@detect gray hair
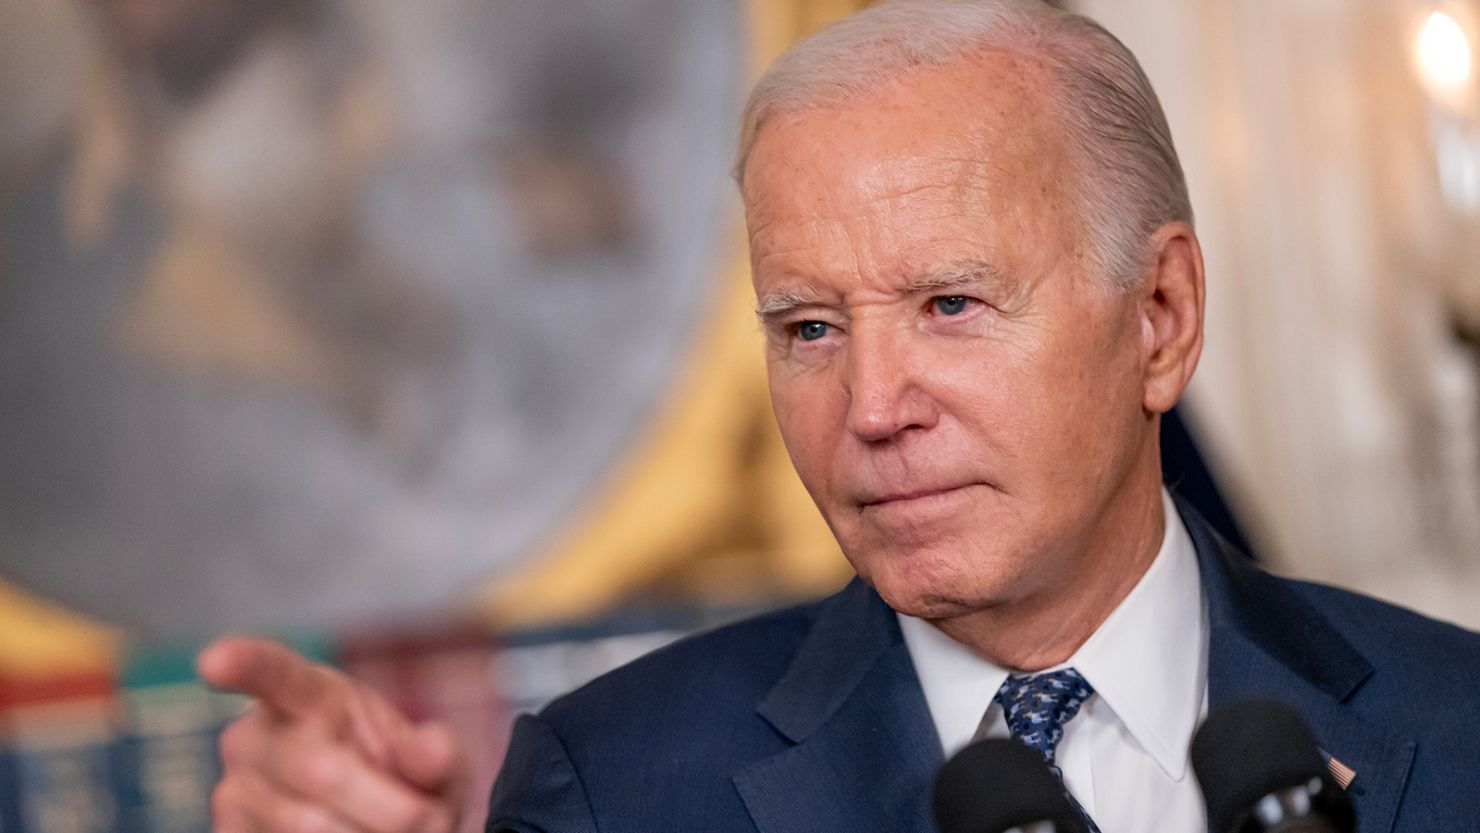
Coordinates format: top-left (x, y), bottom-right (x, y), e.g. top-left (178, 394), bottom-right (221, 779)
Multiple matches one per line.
top-left (735, 0), bottom-right (1192, 290)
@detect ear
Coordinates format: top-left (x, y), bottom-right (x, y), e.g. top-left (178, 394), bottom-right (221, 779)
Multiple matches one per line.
top-left (1138, 221), bottom-right (1205, 414)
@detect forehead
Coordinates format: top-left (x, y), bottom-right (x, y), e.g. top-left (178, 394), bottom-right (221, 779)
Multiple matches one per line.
top-left (742, 49), bottom-right (1078, 292)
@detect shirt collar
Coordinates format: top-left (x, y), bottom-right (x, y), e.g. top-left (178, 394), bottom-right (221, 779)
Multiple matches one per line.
top-left (899, 489), bottom-right (1208, 779)
top-left (898, 603), bottom-right (1011, 757)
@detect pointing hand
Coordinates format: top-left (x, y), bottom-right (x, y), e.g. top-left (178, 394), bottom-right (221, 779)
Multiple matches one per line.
top-left (199, 636), bottom-right (470, 833)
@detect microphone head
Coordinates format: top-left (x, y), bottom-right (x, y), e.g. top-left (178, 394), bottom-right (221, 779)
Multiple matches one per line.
top-left (933, 738), bottom-right (1087, 833)
top-left (1191, 699), bottom-right (1355, 833)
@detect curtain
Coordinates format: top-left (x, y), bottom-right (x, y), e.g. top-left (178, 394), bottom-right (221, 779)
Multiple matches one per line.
top-left (1078, 0), bottom-right (1480, 627)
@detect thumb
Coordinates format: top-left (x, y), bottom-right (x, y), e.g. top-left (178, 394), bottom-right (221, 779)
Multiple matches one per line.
top-left (392, 722), bottom-right (466, 796)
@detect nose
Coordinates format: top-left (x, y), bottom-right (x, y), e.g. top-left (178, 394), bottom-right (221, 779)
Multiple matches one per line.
top-left (843, 324), bottom-right (940, 443)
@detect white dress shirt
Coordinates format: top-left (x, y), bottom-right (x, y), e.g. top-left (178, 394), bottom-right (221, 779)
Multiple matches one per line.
top-left (899, 490), bottom-right (1209, 833)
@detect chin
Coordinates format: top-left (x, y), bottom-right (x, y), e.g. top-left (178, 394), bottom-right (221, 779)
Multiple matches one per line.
top-left (847, 540), bottom-right (1013, 620)
top-left (875, 588), bottom-right (977, 620)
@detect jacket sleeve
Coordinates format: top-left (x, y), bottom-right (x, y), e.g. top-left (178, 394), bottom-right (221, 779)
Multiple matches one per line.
top-left (485, 713), bottom-right (600, 833)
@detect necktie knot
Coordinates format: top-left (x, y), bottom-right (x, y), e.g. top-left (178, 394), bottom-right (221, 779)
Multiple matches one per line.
top-left (990, 668), bottom-right (1100, 833)
top-left (993, 667), bottom-right (1095, 769)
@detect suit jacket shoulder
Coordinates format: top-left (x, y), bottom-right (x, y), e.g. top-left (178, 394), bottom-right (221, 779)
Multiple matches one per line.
top-left (1285, 577), bottom-right (1480, 815)
top-left (540, 598), bottom-right (822, 741)
top-left (487, 594), bottom-right (856, 833)
top-left (1285, 576), bottom-right (1480, 682)
top-left (1186, 498), bottom-right (1480, 833)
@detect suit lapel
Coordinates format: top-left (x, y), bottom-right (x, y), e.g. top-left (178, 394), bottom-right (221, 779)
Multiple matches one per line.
top-left (734, 503), bottom-right (1421, 833)
top-left (734, 580), bottom-right (942, 833)
top-left (1185, 500), bottom-right (1415, 833)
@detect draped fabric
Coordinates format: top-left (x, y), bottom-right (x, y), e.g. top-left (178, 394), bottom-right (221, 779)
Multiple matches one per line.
top-left (1078, 0), bottom-right (1480, 628)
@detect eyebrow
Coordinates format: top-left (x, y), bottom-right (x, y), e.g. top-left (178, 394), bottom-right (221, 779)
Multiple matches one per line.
top-left (753, 260), bottom-right (1009, 324)
top-left (903, 260), bottom-right (1008, 296)
top-left (755, 286), bottom-right (825, 325)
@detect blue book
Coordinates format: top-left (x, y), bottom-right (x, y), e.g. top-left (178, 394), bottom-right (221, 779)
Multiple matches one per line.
top-left (117, 646), bottom-right (237, 833)
top-left (0, 741), bottom-right (22, 833)
top-left (9, 697), bottom-right (123, 833)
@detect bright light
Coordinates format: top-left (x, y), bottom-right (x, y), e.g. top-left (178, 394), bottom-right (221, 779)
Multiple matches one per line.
top-left (1416, 10), bottom-right (1473, 99)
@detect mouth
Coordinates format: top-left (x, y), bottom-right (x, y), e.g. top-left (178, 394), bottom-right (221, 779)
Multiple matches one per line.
top-left (859, 483), bottom-right (978, 508)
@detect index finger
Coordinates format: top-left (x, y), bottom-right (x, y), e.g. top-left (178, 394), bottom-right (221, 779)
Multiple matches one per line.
top-left (198, 635), bottom-right (339, 721)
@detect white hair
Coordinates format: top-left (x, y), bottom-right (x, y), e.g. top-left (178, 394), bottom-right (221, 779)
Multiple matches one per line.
top-left (735, 0), bottom-right (1192, 290)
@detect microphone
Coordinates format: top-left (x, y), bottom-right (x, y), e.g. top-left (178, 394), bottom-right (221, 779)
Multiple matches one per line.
top-left (933, 738), bottom-right (1089, 833)
top-left (1191, 699), bottom-right (1356, 833)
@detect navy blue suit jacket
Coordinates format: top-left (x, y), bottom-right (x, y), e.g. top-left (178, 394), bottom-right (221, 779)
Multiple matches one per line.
top-left (486, 503), bottom-right (1480, 832)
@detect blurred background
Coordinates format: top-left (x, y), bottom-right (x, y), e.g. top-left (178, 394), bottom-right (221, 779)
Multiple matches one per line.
top-left (1, 0), bottom-right (1478, 831)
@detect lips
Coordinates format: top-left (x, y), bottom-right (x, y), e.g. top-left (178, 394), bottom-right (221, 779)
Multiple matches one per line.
top-left (858, 483), bottom-right (976, 507)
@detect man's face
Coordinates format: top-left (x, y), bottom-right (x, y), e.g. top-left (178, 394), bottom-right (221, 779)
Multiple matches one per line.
top-left (744, 51), bottom-right (1157, 620)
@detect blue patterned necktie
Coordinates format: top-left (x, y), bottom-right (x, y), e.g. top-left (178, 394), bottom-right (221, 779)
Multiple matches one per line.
top-left (991, 668), bottom-right (1103, 833)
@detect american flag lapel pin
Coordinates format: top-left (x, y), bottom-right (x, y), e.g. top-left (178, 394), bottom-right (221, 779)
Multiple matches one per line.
top-left (1324, 752), bottom-right (1357, 790)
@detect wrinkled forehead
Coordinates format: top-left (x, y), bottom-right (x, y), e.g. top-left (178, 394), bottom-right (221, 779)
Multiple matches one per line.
top-left (742, 49), bottom-right (1072, 214)
top-left (741, 50), bottom-right (1080, 273)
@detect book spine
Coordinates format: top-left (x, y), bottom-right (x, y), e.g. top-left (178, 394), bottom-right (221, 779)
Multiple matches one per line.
top-left (0, 740), bottom-right (22, 833)
top-left (9, 702), bottom-right (123, 833)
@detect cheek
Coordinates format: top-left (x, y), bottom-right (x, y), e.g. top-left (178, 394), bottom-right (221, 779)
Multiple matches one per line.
top-left (769, 373), bottom-right (844, 491)
top-left (937, 317), bottom-right (1140, 484)
top-left (929, 343), bottom-right (1039, 459)
top-left (1028, 318), bottom-right (1147, 478)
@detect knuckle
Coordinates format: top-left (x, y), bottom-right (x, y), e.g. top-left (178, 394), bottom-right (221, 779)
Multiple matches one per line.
top-left (210, 779), bottom-right (269, 833)
top-left (293, 748), bottom-right (347, 799)
top-left (388, 802), bottom-right (438, 833)
top-left (311, 666), bottom-right (352, 703)
top-left (419, 721), bottom-right (455, 752)
top-left (419, 805), bottom-right (457, 833)
top-left (284, 804), bottom-right (337, 833)
top-left (354, 684), bottom-right (406, 739)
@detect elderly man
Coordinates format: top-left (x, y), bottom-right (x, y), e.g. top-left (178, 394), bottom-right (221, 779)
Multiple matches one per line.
top-left (201, 1), bottom-right (1480, 832)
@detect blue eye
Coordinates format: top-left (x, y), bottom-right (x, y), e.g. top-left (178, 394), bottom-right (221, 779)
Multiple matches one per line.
top-left (933, 295), bottom-right (970, 316)
top-left (797, 321), bottom-right (830, 341)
